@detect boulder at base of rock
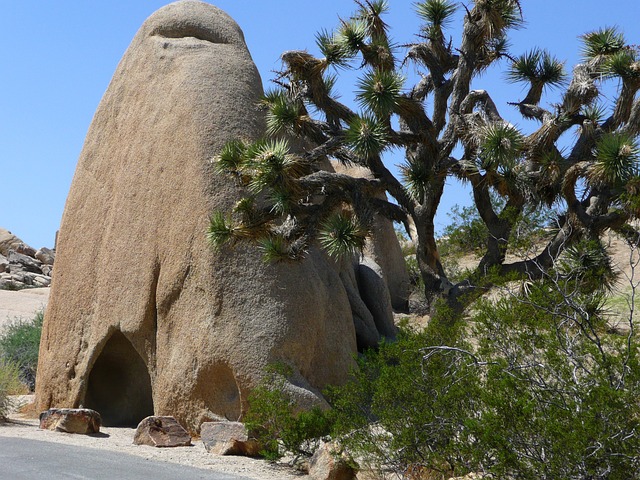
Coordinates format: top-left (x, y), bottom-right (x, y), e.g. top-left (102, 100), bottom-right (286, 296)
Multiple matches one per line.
top-left (201, 421), bottom-right (260, 456)
top-left (133, 416), bottom-right (192, 448)
top-left (39, 408), bottom-right (101, 434)
top-left (309, 442), bottom-right (358, 480)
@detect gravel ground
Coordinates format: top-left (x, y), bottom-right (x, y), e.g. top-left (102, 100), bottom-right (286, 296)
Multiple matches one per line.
top-left (1, 398), bottom-right (302, 480)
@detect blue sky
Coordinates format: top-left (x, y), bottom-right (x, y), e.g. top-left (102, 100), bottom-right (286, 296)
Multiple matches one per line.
top-left (2, 0), bottom-right (639, 249)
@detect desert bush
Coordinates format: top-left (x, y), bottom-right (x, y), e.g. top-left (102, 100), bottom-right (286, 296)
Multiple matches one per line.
top-left (328, 242), bottom-right (640, 479)
top-left (244, 363), bottom-right (333, 461)
top-left (0, 359), bottom-right (23, 420)
top-left (0, 309), bottom-right (43, 391)
top-left (466, 285), bottom-right (640, 479)
top-left (328, 310), bottom-right (482, 478)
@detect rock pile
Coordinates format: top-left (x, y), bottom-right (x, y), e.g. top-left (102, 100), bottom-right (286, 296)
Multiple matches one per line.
top-left (0, 228), bottom-right (54, 289)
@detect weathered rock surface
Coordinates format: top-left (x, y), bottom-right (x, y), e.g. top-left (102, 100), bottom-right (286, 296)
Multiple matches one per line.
top-left (36, 1), bottom-right (394, 433)
top-left (309, 442), bottom-right (358, 480)
top-left (0, 228), bottom-right (54, 290)
top-left (0, 228), bottom-right (36, 257)
top-left (35, 248), bottom-right (56, 266)
top-left (330, 163), bottom-right (410, 311)
top-left (201, 421), bottom-right (260, 456)
top-left (356, 257), bottom-right (396, 339)
top-left (133, 416), bottom-right (192, 447)
top-left (39, 408), bottom-right (101, 434)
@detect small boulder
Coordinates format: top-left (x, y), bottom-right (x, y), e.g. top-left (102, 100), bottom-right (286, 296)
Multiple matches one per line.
top-left (133, 416), bottom-right (192, 448)
top-left (0, 254), bottom-right (7, 273)
top-left (35, 247), bottom-right (55, 266)
top-left (201, 421), bottom-right (260, 456)
top-left (40, 265), bottom-right (53, 277)
top-left (309, 442), bottom-right (358, 480)
top-left (39, 408), bottom-right (101, 434)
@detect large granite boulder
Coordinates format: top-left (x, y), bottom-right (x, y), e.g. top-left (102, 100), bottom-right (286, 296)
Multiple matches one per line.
top-left (36, 1), bottom-right (391, 433)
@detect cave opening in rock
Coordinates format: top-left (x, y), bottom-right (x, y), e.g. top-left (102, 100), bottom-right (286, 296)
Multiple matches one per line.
top-left (84, 330), bottom-right (154, 427)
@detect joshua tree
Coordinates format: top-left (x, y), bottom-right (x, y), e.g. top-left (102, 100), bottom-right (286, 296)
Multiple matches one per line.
top-left (208, 0), bottom-right (640, 310)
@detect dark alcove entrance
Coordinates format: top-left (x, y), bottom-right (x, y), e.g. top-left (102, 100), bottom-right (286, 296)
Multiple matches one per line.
top-left (84, 330), bottom-right (154, 426)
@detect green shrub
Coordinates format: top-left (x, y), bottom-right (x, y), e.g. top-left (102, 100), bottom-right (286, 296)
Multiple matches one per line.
top-left (244, 363), bottom-right (333, 460)
top-left (0, 359), bottom-right (23, 420)
top-left (0, 310), bottom-right (43, 392)
top-left (328, 273), bottom-right (640, 478)
top-left (466, 280), bottom-right (640, 479)
top-left (328, 311), bottom-right (481, 478)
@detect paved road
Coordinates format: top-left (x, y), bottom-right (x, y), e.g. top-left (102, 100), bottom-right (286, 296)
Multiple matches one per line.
top-left (0, 437), bottom-right (254, 480)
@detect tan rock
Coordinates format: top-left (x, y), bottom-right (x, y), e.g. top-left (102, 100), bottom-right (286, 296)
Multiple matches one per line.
top-left (309, 442), bottom-right (358, 480)
top-left (133, 416), bottom-right (192, 448)
top-left (0, 228), bottom-right (36, 258)
top-left (39, 408), bottom-right (101, 434)
top-left (356, 257), bottom-right (396, 339)
top-left (36, 1), bottom-right (358, 432)
top-left (330, 163), bottom-right (410, 311)
top-left (35, 248), bottom-right (55, 266)
top-left (201, 421), bottom-right (260, 456)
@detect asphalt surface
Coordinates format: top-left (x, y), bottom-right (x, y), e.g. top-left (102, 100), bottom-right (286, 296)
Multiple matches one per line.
top-left (0, 437), bottom-right (255, 480)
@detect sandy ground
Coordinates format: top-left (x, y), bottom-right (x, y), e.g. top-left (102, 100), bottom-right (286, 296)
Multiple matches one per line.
top-left (1, 397), bottom-right (302, 480)
top-left (0, 287), bottom-right (49, 331)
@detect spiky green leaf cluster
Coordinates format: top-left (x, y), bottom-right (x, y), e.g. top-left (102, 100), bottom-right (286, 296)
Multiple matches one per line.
top-left (415, 0), bottom-right (457, 39)
top-left (263, 90), bottom-right (305, 136)
top-left (259, 236), bottom-right (292, 263)
top-left (356, 70), bottom-right (404, 115)
top-left (581, 27), bottom-right (625, 61)
top-left (401, 159), bottom-right (431, 201)
top-left (475, 0), bottom-right (524, 39)
top-left (214, 139), bottom-right (246, 175)
top-left (479, 122), bottom-right (524, 171)
top-left (207, 211), bottom-right (238, 250)
top-left (354, 0), bottom-right (390, 40)
top-left (213, 138), bottom-right (307, 219)
top-left (602, 48), bottom-right (640, 80)
top-left (507, 49), bottom-right (566, 87)
top-left (316, 29), bottom-right (353, 68)
top-left (319, 212), bottom-right (369, 258)
top-left (345, 114), bottom-right (388, 158)
top-left (339, 19), bottom-right (369, 56)
top-left (590, 132), bottom-right (639, 186)
top-left (582, 103), bottom-right (607, 126)
top-left (558, 239), bottom-right (617, 293)
top-left (245, 139), bottom-right (305, 195)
